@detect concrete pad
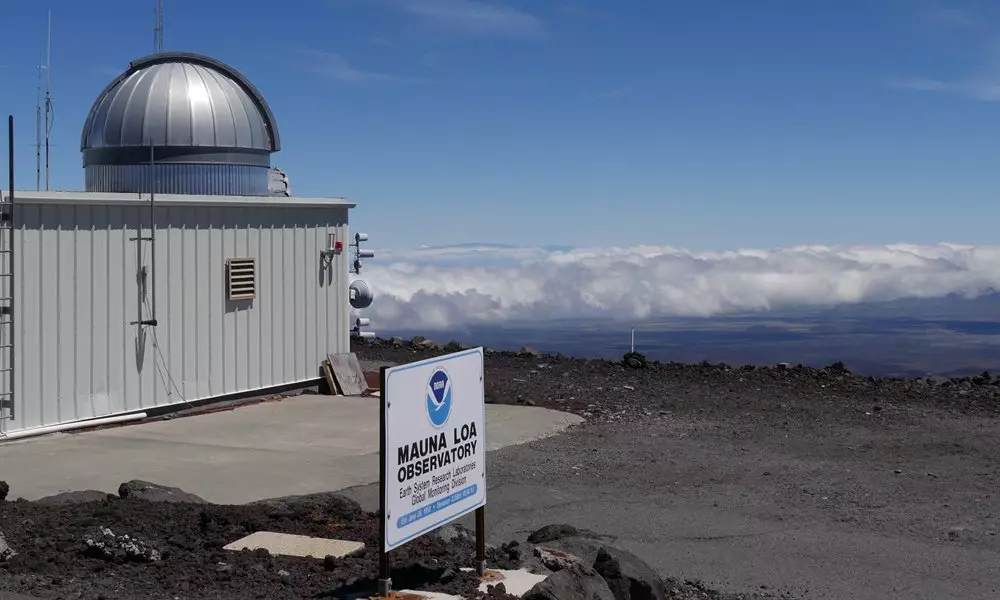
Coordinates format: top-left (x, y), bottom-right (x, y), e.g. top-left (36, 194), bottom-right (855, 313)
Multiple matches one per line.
top-left (1, 394), bottom-right (582, 504)
top-left (223, 531), bottom-right (363, 558)
top-left (395, 592), bottom-right (463, 600)
top-left (461, 568), bottom-right (547, 596)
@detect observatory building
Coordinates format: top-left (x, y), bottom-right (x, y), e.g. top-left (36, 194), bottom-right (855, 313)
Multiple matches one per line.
top-left (0, 52), bottom-right (363, 438)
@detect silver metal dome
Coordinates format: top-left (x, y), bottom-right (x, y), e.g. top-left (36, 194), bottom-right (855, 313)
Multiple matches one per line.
top-left (81, 52), bottom-right (282, 196)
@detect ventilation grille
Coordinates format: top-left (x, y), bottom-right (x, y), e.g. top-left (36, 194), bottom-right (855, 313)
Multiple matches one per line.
top-left (226, 258), bottom-right (256, 300)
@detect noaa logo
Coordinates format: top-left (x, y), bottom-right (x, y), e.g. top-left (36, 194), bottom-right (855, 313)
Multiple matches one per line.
top-left (426, 369), bottom-right (453, 428)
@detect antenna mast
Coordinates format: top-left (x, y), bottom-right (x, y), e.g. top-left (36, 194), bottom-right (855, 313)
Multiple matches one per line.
top-left (44, 9), bottom-right (52, 191)
top-left (154, 0), bottom-right (163, 53)
top-left (35, 58), bottom-right (41, 191)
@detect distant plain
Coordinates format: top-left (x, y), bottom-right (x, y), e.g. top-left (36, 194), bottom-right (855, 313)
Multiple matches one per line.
top-left (384, 294), bottom-right (1000, 378)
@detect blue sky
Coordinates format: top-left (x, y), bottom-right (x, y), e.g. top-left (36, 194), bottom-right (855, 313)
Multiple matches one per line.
top-left (3, 0), bottom-right (1000, 250)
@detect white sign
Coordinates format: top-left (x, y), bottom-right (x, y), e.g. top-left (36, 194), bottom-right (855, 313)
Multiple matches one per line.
top-left (383, 348), bottom-right (486, 550)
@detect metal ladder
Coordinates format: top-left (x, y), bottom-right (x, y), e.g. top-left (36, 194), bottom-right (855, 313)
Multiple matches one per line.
top-left (0, 133), bottom-right (13, 429)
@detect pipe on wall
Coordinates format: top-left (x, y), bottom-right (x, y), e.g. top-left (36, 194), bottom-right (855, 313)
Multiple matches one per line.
top-left (0, 411), bottom-right (147, 442)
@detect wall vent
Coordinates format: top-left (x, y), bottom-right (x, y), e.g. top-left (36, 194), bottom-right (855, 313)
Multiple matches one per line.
top-left (226, 258), bottom-right (256, 301)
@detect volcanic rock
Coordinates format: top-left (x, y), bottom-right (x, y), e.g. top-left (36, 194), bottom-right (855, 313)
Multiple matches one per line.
top-left (428, 523), bottom-right (476, 544)
top-left (523, 563), bottom-right (616, 600)
top-left (535, 545), bottom-right (584, 571)
top-left (118, 480), bottom-right (206, 504)
top-left (593, 546), bottom-right (667, 600)
top-left (0, 481), bottom-right (8, 501)
top-left (83, 526), bottom-right (162, 563)
top-left (528, 524), bottom-right (601, 544)
top-left (0, 530), bottom-right (15, 560)
top-left (36, 490), bottom-right (112, 506)
top-left (250, 491), bottom-right (363, 519)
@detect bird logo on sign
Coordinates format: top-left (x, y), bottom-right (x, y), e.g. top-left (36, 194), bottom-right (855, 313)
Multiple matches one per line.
top-left (426, 369), bottom-right (453, 428)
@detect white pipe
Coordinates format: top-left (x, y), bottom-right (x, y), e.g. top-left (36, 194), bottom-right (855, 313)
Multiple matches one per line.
top-left (0, 412), bottom-right (147, 442)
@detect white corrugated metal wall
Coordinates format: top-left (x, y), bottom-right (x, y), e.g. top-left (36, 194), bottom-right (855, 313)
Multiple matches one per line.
top-left (4, 195), bottom-right (351, 434)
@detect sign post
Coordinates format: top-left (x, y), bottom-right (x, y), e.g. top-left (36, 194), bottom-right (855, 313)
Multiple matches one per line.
top-left (378, 348), bottom-right (488, 597)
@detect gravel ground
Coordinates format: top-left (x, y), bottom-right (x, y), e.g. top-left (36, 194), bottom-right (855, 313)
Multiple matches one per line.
top-left (2, 336), bottom-right (997, 600)
top-left (354, 337), bottom-right (1000, 599)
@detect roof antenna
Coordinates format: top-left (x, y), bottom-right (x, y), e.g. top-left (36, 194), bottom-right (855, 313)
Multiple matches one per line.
top-left (35, 55), bottom-right (42, 191)
top-left (154, 0), bottom-right (163, 53)
top-left (44, 9), bottom-right (52, 191)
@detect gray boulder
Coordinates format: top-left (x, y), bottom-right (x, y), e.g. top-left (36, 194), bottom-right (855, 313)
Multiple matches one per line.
top-left (537, 536), bottom-right (615, 566)
top-left (36, 490), bottom-right (111, 506)
top-left (0, 530), bottom-right (16, 561)
top-left (528, 524), bottom-right (602, 544)
top-left (534, 546), bottom-right (584, 571)
top-left (0, 481), bottom-right (8, 501)
top-left (593, 546), bottom-right (666, 600)
top-left (83, 526), bottom-right (161, 563)
top-left (250, 491), bottom-right (362, 518)
top-left (428, 523), bottom-right (475, 544)
top-left (523, 563), bottom-right (616, 600)
top-left (118, 480), bottom-right (206, 504)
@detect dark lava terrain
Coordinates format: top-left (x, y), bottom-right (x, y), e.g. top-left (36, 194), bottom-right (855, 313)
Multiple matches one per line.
top-left (1, 336), bottom-right (997, 600)
top-left (356, 337), bottom-right (1000, 424)
top-left (354, 337), bottom-right (1000, 600)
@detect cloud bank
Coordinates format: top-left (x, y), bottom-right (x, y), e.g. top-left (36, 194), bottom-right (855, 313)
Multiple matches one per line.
top-left (354, 243), bottom-right (1000, 331)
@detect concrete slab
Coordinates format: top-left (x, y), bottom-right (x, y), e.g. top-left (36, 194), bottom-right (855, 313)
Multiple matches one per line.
top-left (0, 394), bottom-right (582, 504)
top-left (223, 531), bottom-right (363, 559)
top-left (395, 592), bottom-right (463, 600)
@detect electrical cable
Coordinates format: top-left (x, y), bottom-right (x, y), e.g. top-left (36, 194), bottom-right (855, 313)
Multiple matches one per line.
top-left (137, 238), bottom-right (193, 409)
top-left (142, 295), bottom-right (190, 407)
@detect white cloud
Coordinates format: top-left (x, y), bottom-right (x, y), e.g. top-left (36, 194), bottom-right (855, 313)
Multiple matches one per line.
top-left (892, 5), bottom-right (1000, 101)
top-left (597, 86), bottom-right (632, 99)
top-left (299, 49), bottom-right (427, 85)
top-left (388, 0), bottom-right (544, 37)
top-left (354, 243), bottom-right (1000, 331)
top-left (888, 75), bottom-right (1000, 101)
top-left (918, 6), bottom-right (980, 30)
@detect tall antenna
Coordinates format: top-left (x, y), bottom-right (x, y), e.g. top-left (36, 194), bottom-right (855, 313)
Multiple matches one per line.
top-left (44, 9), bottom-right (52, 191)
top-left (154, 0), bottom-right (163, 53)
top-left (35, 57), bottom-right (42, 191)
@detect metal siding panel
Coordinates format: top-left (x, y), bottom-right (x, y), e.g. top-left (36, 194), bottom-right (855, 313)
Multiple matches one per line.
top-left (5, 201), bottom-right (351, 435)
top-left (300, 214), bottom-right (313, 381)
top-left (260, 214), bottom-right (275, 387)
top-left (57, 206), bottom-right (79, 420)
top-left (123, 207), bottom-right (141, 414)
top-left (84, 164), bottom-right (271, 196)
top-left (281, 216), bottom-right (295, 382)
top-left (194, 207), bottom-right (211, 398)
top-left (293, 212), bottom-right (306, 382)
top-left (223, 212), bottom-right (237, 393)
top-left (39, 207), bottom-right (60, 423)
top-left (73, 206), bottom-right (96, 420)
top-left (167, 207), bottom-right (188, 403)
top-left (240, 213), bottom-right (258, 390)
top-left (183, 207), bottom-right (202, 398)
top-left (336, 219), bottom-right (349, 354)
top-left (90, 204), bottom-right (112, 417)
top-left (17, 206), bottom-right (41, 429)
top-left (210, 207), bottom-right (224, 396)
top-left (249, 220), bottom-right (262, 390)
top-left (316, 218), bottom-right (328, 374)
top-left (107, 206), bottom-right (127, 417)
